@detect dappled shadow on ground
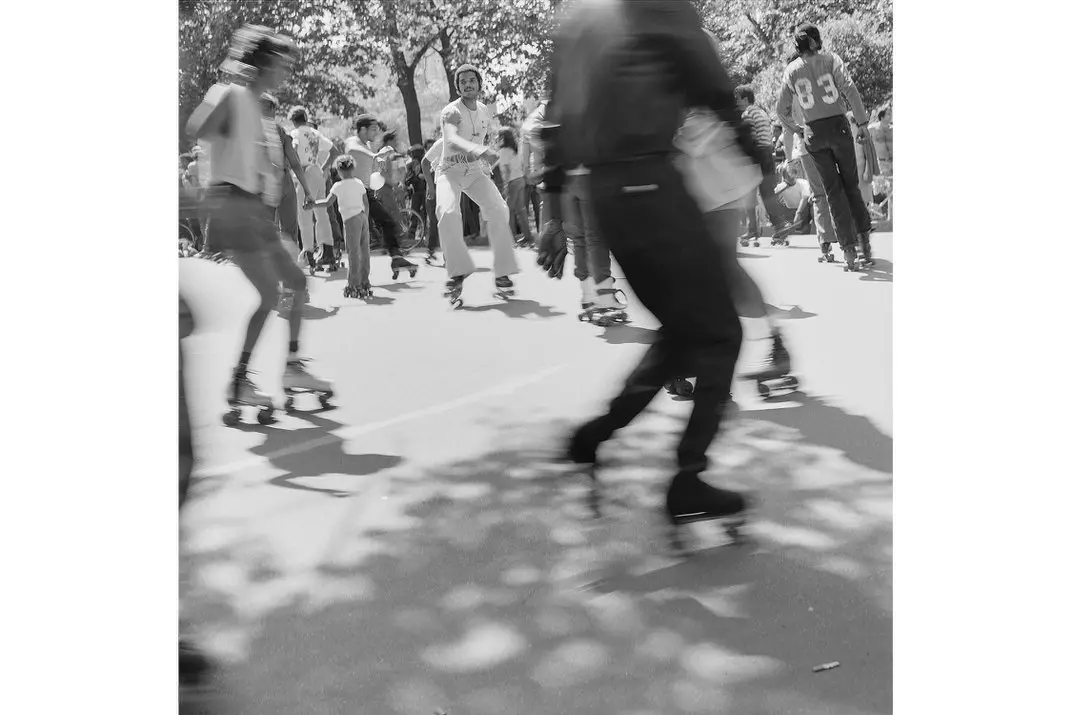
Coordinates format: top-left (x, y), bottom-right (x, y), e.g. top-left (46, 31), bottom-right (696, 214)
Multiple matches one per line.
top-left (181, 409), bottom-right (891, 715)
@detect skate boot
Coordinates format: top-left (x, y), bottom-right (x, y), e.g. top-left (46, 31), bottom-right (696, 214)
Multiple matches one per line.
top-left (666, 473), bottom-right (750, 555)
top-left (576, 277), bottom-right (596, 322)
top-left (391, 255), bottom-right (418, 280)
top-left (740, 330), bottom-right (799, 398)
top-left (771, 221), bottom-right (794, 244)
top-left (494, 275), bottom-right (516, 299)
top-left (283, 356), bottom-right (334, 410)
top-left (585, 277), bottom-right (629, 326)
top-left (224, 367), bottom-right (275, 426)
top-left (842, 243), bottom-right (859, 272)
top-left (444, 275), bottom-right (466, 308)
top-left (858, 232), bottom-right (875, 268)
top-left (817, 242), bottom-right (836, 263)
top-left (425, 250), bottom-right (439, 266)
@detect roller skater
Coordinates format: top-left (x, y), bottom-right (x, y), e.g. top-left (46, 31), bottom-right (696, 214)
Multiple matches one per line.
top-left (307, 155), bottom-right (373, 301)
top-left (545, 0), bottom-right (753, 551)
top-left (344, 114), bottom-right (420, 280)
top-left (435, 64), bottom-right (521, 299)
top-left (665, 31), bottom-right (799, 401)
top-left (289, 105), bottom-right (336, 272)
top-left (776, 24), bottom-right (875, 271)
top-left (186, 24), bottom-right (332, 428)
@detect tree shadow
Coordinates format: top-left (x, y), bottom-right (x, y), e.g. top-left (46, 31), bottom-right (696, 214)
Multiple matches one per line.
top-left (182, 414), bottom-right (891, 715)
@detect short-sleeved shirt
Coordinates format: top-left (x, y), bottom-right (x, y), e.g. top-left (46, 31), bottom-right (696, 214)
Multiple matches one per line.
top-left (424, 138), bottom-right (444, 173)
top-left (439, 98), bottom-right (493, 172)
top-left (329, 178), bottom-right (367, 220)
top-left (498, 147), bottom-right (524, 183)
top-left (778, 52), bottom-right (867, 126)
top-left (520, 101), bottom-right (548, 177)
top-left (290, 125), bottom-right (333, 169)
top-left (343, 137), bottom-right (377, 186)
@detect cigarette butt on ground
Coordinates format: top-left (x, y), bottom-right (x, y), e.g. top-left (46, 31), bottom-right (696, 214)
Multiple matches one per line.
top-left (812, 661), bottom-right (841, 673)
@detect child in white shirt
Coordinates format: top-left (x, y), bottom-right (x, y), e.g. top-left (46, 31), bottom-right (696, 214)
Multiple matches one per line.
top-left (308, 155), bottom-right (373, 298)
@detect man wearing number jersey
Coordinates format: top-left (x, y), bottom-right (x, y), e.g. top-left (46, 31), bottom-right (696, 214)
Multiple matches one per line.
top-left (776, 24), bottom-right (875, 269)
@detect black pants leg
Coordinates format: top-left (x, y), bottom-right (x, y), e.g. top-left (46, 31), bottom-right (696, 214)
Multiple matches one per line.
top-left (757, 151), bottom-right (787, 227)
top-left (179, 297), bottom-right (195, 509)
top-left (424, 193), bottom-right (440, 252)
top-left (578, 159), bottom-right (742, 476)
top-left (366, 188), bottom-right (403, 257)
top-left (802, 115), bottom-right (870, 246)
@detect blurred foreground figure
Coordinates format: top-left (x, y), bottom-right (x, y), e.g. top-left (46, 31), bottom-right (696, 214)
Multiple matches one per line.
top-left (185, 25), bottom-right (332, 426)
top-left (542, 0), bottom-right (759, 549)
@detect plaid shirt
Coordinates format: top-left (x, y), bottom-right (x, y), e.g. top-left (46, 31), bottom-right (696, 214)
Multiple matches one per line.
top-left (742, 104), bottom-right (774, 148)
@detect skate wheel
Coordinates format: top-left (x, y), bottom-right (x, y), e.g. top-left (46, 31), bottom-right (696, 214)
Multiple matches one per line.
top-left (257, 408), bottom-right (276, 425)
top-left (408, 269), bottom-right (417, 277)
top-left (284, 396), bottom-right (295, 411)
top-left (757, 383), bottom-right (771, 398)
top-left (318, 393), bottom-right (332, 409)
top-left (752, 241), bottom-right (760, 247)
top-left (222, 410), bottom-right (240, 427)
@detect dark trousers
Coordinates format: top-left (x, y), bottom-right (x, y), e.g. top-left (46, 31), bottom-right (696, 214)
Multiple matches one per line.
top-left (742, 151), bottom-right (787, 236)
top-left (179, 297), bottom-right (194, 508)
top-left (424, 192), bottom-right (440, 252)
top-left (277, 175), bottom-right (300, 247)
top-left (527, 182), bottom-right (542, 229)
top-left (800, 115), bottom-right (871, 247)
top-left (365, 188), bottom-right (403, 257)
top-left (578, 158), bottom-right (742, 476)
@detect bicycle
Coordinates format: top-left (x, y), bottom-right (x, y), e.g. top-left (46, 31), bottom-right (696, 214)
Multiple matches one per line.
top-left (396, 183), bottom-right (428, 255)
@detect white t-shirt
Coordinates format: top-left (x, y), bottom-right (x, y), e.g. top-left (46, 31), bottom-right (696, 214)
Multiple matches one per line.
top-left (330, 178), bottom-right (367, 220)
top-left (290, 125), bottom-right (333, 169)
top-left (203, 84), bottom-right (264, 195)
top-left (498, 147), bottom-right (524, 183)
top-left (425, 138), bottom-right (444, 173)
top-left (439, 98), bottom-right (493, 172)
top-left (775, 179), bottom-right (810, 208)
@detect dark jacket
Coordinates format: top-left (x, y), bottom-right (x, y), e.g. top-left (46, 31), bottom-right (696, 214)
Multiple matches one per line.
top-left (544, 0), bottom-right (742, 187)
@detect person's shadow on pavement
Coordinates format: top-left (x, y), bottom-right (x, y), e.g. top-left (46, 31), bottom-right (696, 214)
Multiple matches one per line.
top-left (244, 410), bottom-right (404, 498)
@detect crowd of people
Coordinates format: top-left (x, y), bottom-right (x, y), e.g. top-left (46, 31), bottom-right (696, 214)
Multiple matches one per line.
top-left (179, 3), bottom-right (892, 694)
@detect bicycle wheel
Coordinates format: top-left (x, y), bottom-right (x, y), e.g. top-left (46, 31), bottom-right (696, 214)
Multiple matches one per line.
top-left (397, 208), bottom-right (427, 255)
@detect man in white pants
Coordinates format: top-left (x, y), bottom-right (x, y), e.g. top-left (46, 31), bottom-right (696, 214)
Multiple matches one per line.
top-left (288, 106), bottom-right (334, 266)
top-left (436, 64), bottom-right (519, 302)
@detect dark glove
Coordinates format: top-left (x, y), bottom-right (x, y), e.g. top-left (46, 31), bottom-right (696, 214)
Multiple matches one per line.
top-left (537, 219), bottom-right (568, 279)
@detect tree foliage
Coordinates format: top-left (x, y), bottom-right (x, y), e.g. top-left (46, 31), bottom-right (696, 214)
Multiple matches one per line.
top-left (178, 0), bottom-right (378, 149)
top-left (693, 0), bottom-right (892, 113)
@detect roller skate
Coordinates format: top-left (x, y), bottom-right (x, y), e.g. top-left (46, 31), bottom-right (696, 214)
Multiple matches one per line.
top-left (343, 285), bottom-right (359, 299)
top-left (576, 278), bottom-right (596, 321)
top-left (390, 255), bottom-right (418, 280)
top-left (493, 275), bottom-right (516, 299)
top-left (223, 368), bottom-right (276, 426)
top-left (425, 250), bottom-right (440, 267)
top-left (357, 284), bottom-right (373, 300)
top-left (739, 232), bottom-right (759, 248)
top-left (304, 250), bottom-right (317, 276)
top-left (842, 243), bottom-right (860, 272)
top-left (858, 232), bottom-right (875, 269)
top-left (283, 356), bottom-right (334, 411)
top-left (770, 222), bottom-right (793, 247)
top-left (664, 377), bottom-right (695, 397)
top-left (740, 330), bottom-right (799, 398)
top-left (817, 242), bottom-right (836, 263)
top-left (665, 474), bottom-right (751, 555)
top-left (444, 275), bottom-right (465, 309)
top-left (581, 278), bottom-right (630, 326)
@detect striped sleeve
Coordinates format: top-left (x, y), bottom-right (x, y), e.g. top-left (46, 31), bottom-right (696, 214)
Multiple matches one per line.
top-left (745, 106), bottom-right (774, 147)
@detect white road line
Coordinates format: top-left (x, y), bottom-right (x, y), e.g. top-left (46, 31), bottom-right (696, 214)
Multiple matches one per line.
top-left (194, 364), bottom-right (565, 478)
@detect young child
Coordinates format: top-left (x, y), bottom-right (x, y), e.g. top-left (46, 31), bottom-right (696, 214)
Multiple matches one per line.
top-left (308, 155), bottom-right (373, 299)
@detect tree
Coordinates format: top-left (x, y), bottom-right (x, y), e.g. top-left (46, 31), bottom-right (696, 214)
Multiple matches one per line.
top-left (178, 0), bottom-right (378, 150)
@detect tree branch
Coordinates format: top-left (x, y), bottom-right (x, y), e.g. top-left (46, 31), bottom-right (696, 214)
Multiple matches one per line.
top-left (743, 12), bottom-right (776, 55)
top-left (408, 33), bottom-right (439, 70)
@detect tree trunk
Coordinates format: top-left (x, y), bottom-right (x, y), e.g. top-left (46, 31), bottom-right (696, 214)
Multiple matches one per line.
top-left (438, 28), bottom-right (458, 102)
top-left (395, 65), bottom-right (424, 146)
